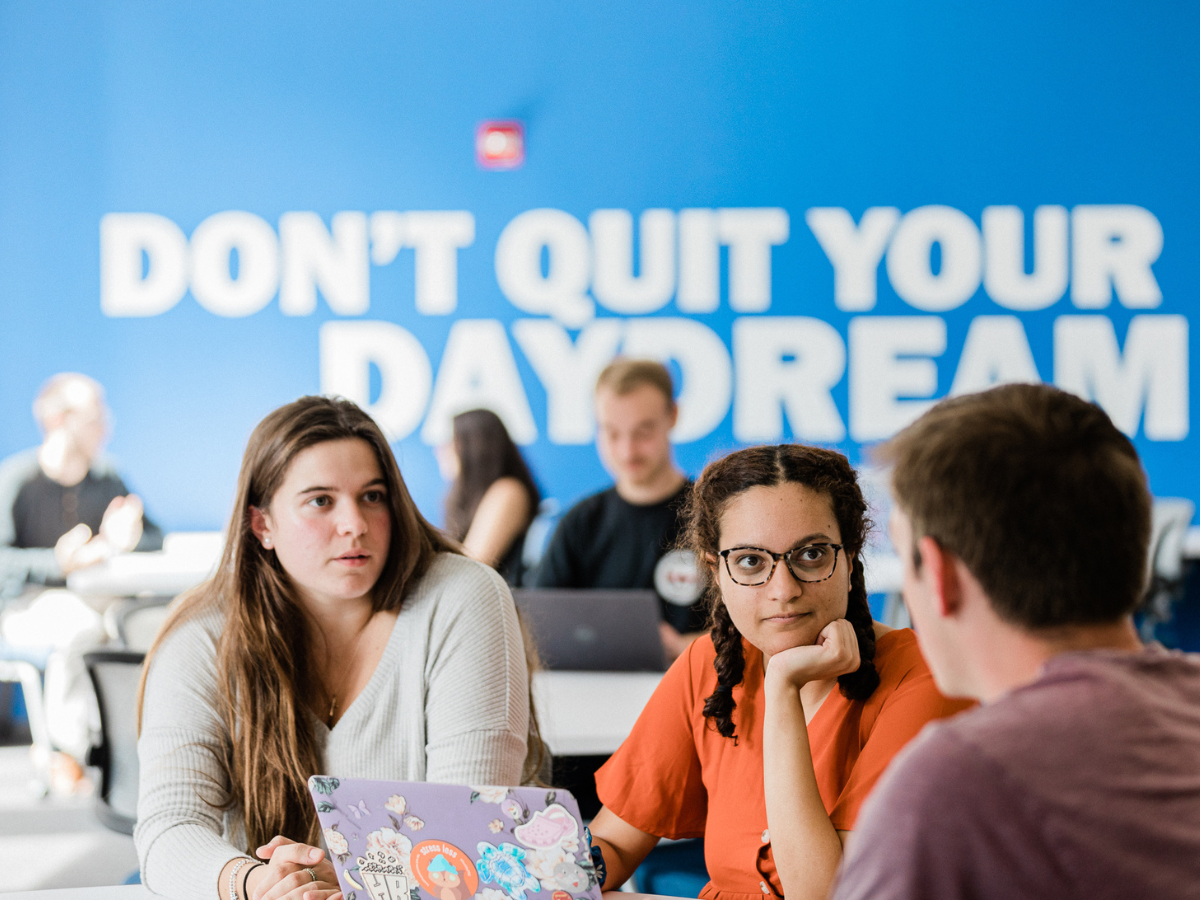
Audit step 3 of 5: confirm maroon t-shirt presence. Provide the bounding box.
[832,645,1200,900]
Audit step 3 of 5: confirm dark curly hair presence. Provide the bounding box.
[684,444,879,741]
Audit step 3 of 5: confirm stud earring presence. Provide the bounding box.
[263,537,272,548]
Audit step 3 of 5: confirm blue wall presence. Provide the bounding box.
[1,1,1196,533]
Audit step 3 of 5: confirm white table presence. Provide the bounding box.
[3,887,680,900]
[67,532,223,597]
[534,670,662,756]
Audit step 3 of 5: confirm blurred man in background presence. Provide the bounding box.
[0,373,161,597]
[534,359,711,892]
[534,358,706,660]
[0,373,161,790]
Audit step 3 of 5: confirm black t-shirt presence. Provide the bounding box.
[533,481,706,633]
[12,469,162,550]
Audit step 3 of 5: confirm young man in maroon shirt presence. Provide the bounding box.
[833,383,1200,900]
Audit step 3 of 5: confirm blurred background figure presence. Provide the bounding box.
[534,359,706,662]
[0,373,162,791]
[0,373,162,598]
[438,408,541,585]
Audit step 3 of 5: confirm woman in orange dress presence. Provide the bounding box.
[587,445,972,900]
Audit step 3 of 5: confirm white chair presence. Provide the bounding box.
[104,596,173,653]
[1140,498,1195,641]
[520,498,561,586]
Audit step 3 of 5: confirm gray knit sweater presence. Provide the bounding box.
[135,553,529,900]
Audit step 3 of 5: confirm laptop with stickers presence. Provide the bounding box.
[307,777,602,900]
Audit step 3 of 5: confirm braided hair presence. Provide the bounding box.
[687,445,880,741]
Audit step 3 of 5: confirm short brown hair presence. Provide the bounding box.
[878,383,1151,629]
[595,358,675,408]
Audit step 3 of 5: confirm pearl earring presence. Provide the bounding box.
[263,537,272,548]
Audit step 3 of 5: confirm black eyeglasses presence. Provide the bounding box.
[718,543,843,586]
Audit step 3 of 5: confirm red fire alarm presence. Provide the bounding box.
[476,120,525,169]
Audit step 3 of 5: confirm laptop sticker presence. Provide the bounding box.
[474,842,542,900]
[513,804,578,849]
[412,840,480,900]
[359,826,418,900]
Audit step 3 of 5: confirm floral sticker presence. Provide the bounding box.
[325,826,350,862]
[358,826,415,900]
[500,798,526,822]
[475,842,541,900]
[386,795,408,815]
[487,819,504,834]
[404,815,425,831]
[366,827,414,867]
[524,845,570,890]
[471,786,510,804]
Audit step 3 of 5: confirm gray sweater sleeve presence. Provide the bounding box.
[135,610,243,900]
[421,558,529,785]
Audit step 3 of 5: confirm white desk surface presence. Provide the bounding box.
[4,887,680,900]
[533,669,662,756]
[67,532,223,597]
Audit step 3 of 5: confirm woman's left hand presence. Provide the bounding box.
[765,618,861,689]
[250,836,342,900]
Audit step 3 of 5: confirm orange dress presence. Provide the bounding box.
[594,628,972,900]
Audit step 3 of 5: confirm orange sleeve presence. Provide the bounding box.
[828,668,974,831]
[594,641,708,840]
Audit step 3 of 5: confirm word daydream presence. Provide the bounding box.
[321,314,1187,447]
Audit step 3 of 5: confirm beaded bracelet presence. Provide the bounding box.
[229,858,255,900]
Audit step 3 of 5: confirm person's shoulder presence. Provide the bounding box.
[661,630,719,698]
[484,476,533,504]
[681,628,717,671]
[555,486,618,531]
[412,551,512,612]
[872,627,932,683]
[147,600,223,676]
[562,486,617,516]
[970,645,1200,748]
[0,448,40,485]
[421,550,507,587]
[88,454,125,480]
[868,716,995,816]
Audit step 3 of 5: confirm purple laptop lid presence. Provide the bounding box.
[308,777,602,900]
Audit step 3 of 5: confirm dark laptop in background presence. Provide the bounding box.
[512,589,667,672]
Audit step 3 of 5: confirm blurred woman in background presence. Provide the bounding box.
[439,408,540,585]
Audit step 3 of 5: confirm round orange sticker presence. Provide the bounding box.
[411,840,480,900]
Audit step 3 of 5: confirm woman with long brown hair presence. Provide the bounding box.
[135,397,530,900]
[586,444,971,900]
[438,408,540,585]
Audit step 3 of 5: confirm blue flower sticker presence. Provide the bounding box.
[475,842,542,900]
